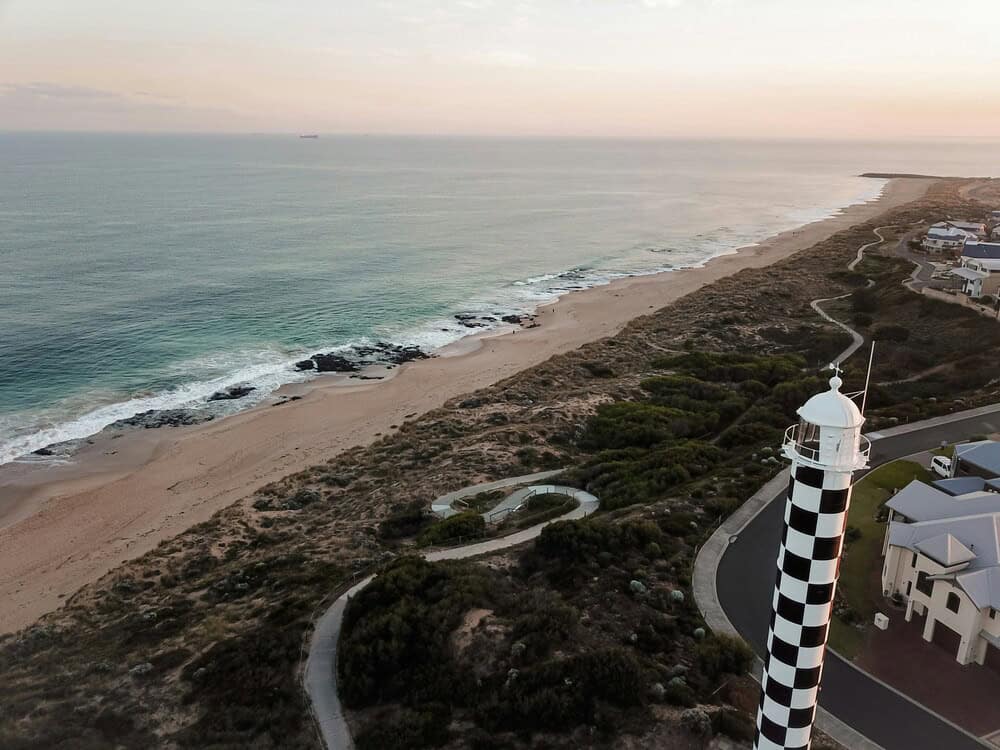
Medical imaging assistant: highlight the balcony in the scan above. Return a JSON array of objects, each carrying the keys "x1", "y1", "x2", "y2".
[{"x1": 783, "y1": 424, "x2": 871, "y2": 469}]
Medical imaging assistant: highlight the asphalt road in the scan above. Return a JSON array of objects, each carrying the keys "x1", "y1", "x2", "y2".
[{"x1": 718, "y1": 410, "x2": 1000, "y2": 750}]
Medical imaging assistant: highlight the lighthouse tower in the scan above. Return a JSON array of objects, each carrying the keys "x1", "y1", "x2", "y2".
[{"x1": 754, "y1": 372, "x2": 870, "y2": 750}]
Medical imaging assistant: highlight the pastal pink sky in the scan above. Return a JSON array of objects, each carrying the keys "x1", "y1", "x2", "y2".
[{"x1": 1, "y1": 0, "x2": 998, "y2": 137}]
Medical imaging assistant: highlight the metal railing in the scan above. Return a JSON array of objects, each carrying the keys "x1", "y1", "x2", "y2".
[{"x1": 783, "y1": 425, "x2": 872, "y2": 464}]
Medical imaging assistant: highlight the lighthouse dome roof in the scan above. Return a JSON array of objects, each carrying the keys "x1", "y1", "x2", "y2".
[{"x1": 796, "y1": 375, "x2": 864, "y2": 429}]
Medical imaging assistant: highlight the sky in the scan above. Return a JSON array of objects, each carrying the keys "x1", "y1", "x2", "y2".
[{"x1": 1, "y1": 0, "x2": 999, "y2": 137}]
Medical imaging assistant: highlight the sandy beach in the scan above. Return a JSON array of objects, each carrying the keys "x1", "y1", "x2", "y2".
[{"x1": 0, "y1": 177, "x2": 933, "y2": 634}]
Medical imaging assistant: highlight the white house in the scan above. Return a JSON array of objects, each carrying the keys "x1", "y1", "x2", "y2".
[
  {"x1": 954, "y1": 241, "x2": 1000, "y2": 298},
  {"x1": 952, "y1": 266, "x2": 989, "y2": 298},
  {"x1": 923, "y1": 223, "x2": 975, "y2": 254},
  {"x1": 881, "y1": 480, "x2": 1000, "y2": 670},
  {"x1": 947, "y1": 220, "x2": 987, "y2": 238}
]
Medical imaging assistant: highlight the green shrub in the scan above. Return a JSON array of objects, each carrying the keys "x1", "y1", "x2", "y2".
[
  {"x1": 355, "y1": 704, "x2": 452, "y2": 750},
  {"x1": 663, "y1": 680, "x2": 697, "y2": 706},
  {"x1": 480, "y1": 648, "x2": 646, "y2": 733},
  {"x1": 510, "y1": 591, "x2": 579, "y2": 659},
  {"x1": 713, "y1": 707, "x2": 755, "y2": 741},
  {"x1": 872, "y1": 324, "x2": 910, "y2": 342},
  {"x1": 581, "y1": 361, "x2": 615, "y2": 378},
  {"x1": 378, "y1": 501, "x2": 432, "y2": 540},
  {"x1": 338, "y1": 558, "x2": 494, "y2": 708},
  {"x1": 417, "y1": 511, "x2": 486, "y2": 546},
  {"x1": 696, "y1": 633, "x2": 753, "y2": 682},
  {"x1": 580, "y1": 402, "x2": 715, "y2": 451},
  {"x1": 533, "y1": 518, "x2": 664, "y2": 563},
  {"x1": 851, "y1": 287, "x2": 878, "y2": 312}
]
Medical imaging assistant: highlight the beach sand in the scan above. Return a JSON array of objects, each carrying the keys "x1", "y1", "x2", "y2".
[{"x1": 0, "y1": 177, "x2": 933, "y2": 634}]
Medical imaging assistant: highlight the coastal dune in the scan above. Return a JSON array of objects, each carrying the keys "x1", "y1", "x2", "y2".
[{"x1": 0, "y1": 177, "x2": 933, "y2": 634}]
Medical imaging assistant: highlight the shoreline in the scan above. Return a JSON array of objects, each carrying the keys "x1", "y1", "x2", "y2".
[{"x1": 0, "y1": 176, "x2": 933, "y2": 634}]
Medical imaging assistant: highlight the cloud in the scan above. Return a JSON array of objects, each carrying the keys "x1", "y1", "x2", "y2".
[
  {"x1": 0, "y1": 81, "x2": 261, "y2": 132},
  {"x1": 475, "y1": 49, "x2": 537, "y2": 68},
  {"x1": 2, "y1": 82, "x2": 122, "y2": 100}
]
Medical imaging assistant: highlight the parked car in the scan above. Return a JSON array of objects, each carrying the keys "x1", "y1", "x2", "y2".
[{"x1": 930, "y1": 454, "x2": 952, "y2": 478}]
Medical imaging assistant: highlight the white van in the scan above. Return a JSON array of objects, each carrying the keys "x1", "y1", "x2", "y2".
[{"x1": 930, "y1": 455, "x2": 952, "y2": 478}]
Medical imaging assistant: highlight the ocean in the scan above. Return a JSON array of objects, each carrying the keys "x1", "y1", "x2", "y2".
[{"x1": 1, "y1": 134, "x2": 997, "y2": 465}]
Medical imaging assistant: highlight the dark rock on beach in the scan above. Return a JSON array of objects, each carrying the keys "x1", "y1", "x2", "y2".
[
  {"x1": 311, "y1": 354, "x2": 360, "y2": 373},
  {"x1": 296, "y1": 341, "x2": 430, "y2": 374},
  {"x1": 32, "y1": 447, "x2": 55, "y2": 456},
  {"x1": 207, "y1": 384, "x2": 256, "y2": 402},
  {"x1": 111, "y1": 409, "x2": 215, "y2": 430}
]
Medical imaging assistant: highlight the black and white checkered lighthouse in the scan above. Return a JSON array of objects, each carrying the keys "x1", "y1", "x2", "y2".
[{"x1": 754, "y1": 373, "x2": 870, "y2": 750}]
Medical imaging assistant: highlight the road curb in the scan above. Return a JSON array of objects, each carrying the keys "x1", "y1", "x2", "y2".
[
  {"x1": 692, "y1": 470, "x2": 884, "y2": 750},
  {"x1": 696, "y1": 399, "x2": 1000, "y2": 749},
  {"x1": 867, "y1": 403, "x2": 1000, "y2": 441}
]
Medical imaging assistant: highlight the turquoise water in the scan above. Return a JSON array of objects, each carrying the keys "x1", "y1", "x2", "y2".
[{"x1": 1, "y1": 134, "x2": 997, "y2": 464}]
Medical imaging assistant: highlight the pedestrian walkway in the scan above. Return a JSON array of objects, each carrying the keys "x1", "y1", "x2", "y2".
[
  {"x1": 430, "y1": 469, "x2": 564, "y2": 518},
  {"x1": 304, "y1": 479, "x2": 599, "y2": 750}
]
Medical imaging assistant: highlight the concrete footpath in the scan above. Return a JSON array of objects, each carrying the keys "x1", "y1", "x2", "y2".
[{"x1": 303, "y1": 482, "x2": 599, "y2": 750}]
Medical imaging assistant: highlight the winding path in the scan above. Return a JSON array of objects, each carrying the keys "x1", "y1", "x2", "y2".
[
  {"x1": 694, "y1": 227, "x2": 999, "y2": 748},
  {"x1": 810, "y1": 225, "x2": 891, "y2": 364},
  {"x1": 303, "y1": 479, "x2": 599, "y2": 750}
]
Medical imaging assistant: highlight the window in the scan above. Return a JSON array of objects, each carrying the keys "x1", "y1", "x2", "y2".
[
  {"x1": 911, "y1": 552, "x2": 918, "y2": 568},
  {"x1": 991, "y1": 609, "x2": 997, "y2": 621},
  {"x1": 946, "y1": 592, "x2": 961, "y2": 614},
  {"x1": 906, "y1": 581, "x2": 912, "y2": 596},
  {"x1": 916, "y1": 571, "x2": 934, "y2": 597}
]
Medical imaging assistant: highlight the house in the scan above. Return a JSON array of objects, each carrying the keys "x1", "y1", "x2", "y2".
[
  {"x1": 923, "y1": 223, "x2": 975, "y2": 254},
  {"x1": 953, "y1": 440, "x2": 1000, "y2": 479},
  {"x1": 954, "y1": 241, "x2": 1000, "y2": 298},
  {"x1": 947, "y1": 220, "x2": 987, "y2": 238},
  {"x1": 881, "y1": 479, "x2": 1000, "y2": 670},
  {"x1": 951, "y1": 266, "x2": 989, "y2": 298}
]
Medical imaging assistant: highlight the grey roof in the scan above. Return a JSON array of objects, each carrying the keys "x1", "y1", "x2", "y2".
[
  {"x1": 955, "y1": 441, "x2": 1000, "y2": 475},
  {"x1": 915, "y1": 533, "x2": 977, "y2": 566},
  {"x1": 957, "y1": 567, "x2": 1000, "y2": 610},
  {"x1": 962, "y1": 241, "x2": 1000, "y2": 260},
  {"x1": 933, "y1": 476, "x2": 987, "y2": 495},
  {"x1": 886, "y1": 480, "x2": 952, "y2": 520},
  {"x1": 987, "y1": 478, "x2": 1000, "y2": 492},
  {"x1": 888, "y1": 510, "x2": 1000, "y2": 609},
  {"x1": 952, "y1": 267, "x2": 988, "y2": 281},
  {"x1": 886, "y1": 480, "x2": 1000, "y2": 522},
  {"x1": 948, "y1": 221, "x2": 986, "y2": 232}
]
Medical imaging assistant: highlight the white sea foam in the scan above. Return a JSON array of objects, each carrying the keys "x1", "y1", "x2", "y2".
[
  {"x1": 0, "y1": 353, "x2": 313, "y2": 466},
  {"x1": 0, "y1": 176, "x2": 893, "y2": 468}
]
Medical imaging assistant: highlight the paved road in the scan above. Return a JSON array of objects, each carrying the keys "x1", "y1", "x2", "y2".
[
  {"x1": 718, "y1": 408, "x2": 1000, "y2": 750},
  {"x1": 304, "y1": 484, "x2": 599, "y2": 750}
]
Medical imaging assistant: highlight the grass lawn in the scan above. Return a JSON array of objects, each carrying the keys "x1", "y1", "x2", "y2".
[{"x1": 829, "y1": 459, "x2": 931, "y2": 659}]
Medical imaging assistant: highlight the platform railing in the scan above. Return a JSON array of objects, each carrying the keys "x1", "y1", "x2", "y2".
[{"x1": 782, "y1": 424, "x2": 871, "y2": 466}]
